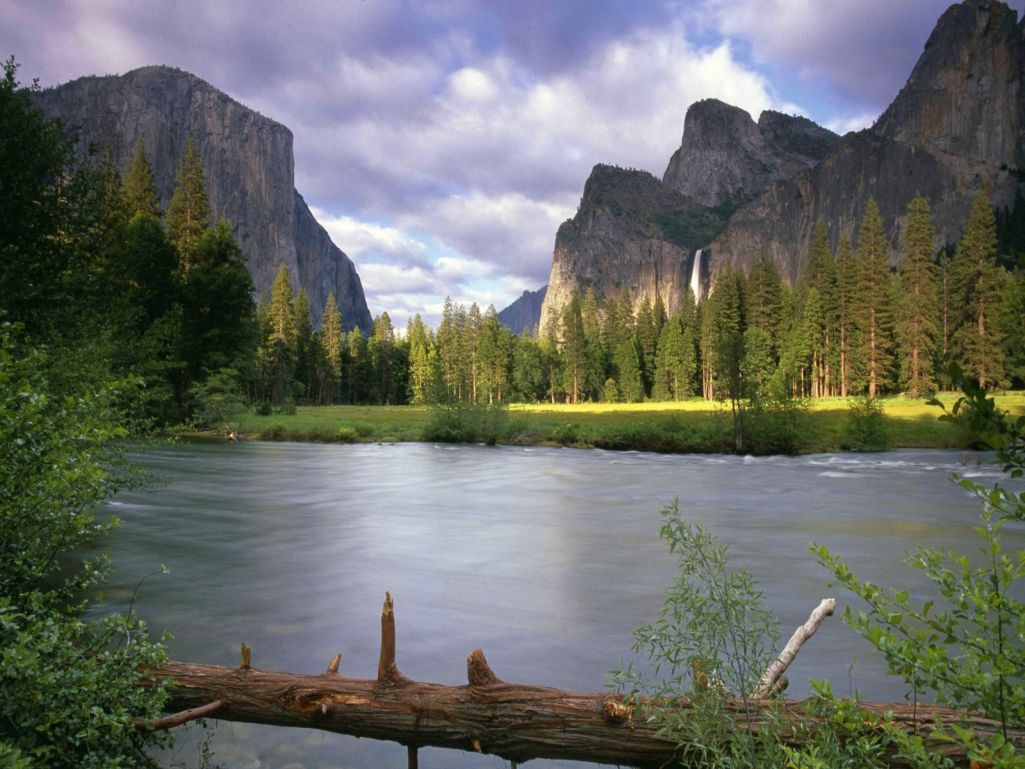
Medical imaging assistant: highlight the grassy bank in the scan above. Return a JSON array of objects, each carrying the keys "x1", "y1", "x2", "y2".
[{"x1": 204, "y1": 392, "x2": 1025, "y2": 454}]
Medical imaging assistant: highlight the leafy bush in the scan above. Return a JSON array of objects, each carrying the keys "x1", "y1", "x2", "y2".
[
  {"x1": 0, "y1": 325, "x2": 169, "y2": 766},
  {"x1": 842, "y1": 394, "x2": 890, "y2": 450},
  {"x1": 611, "y1": 500, "x2": 782, "y2": 769},
  {"x1": 422, "y1": 401, "x2": 509, "y2": 445},
  {"x1": 816, "y1": 367, "x2": 1025, "y2": 764}
]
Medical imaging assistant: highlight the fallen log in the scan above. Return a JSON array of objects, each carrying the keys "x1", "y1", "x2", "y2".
[{"x1": 145, "y1": 594, "x2": 1025, "y2": 767}]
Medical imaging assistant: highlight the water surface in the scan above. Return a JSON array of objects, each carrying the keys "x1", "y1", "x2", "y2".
[{"x1": 95, "y1": 443, "x2": 1021, "y2": 768}]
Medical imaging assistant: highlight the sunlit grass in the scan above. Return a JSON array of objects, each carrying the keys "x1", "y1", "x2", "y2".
[{"x1": 221, "y1": 392, "x2": 1025, "y2": 453}]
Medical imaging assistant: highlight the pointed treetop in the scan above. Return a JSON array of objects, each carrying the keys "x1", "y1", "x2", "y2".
[
  {"x1": 123, "y1": 139, "x2": 160, "y2": 217},
  {"x1": 165, "y1": 137, "x2": 211, "y2": 263}
]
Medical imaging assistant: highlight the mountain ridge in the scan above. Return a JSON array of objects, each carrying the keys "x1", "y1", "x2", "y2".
[{"x1": 33, "y1": 65, "x2": 373, "y2": 331}]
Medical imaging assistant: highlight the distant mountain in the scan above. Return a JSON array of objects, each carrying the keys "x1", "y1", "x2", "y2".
[
  {"x1": 34, "y1": 65, "x2": 373, "y2": 331},
  {"x1": 540, "y1": 0, "x2": 1025, "y2": 323},
  {"x1": 709, "y1": 0, "x2": 1025, "y2": 281},
  {"x1": 539, "y1": 165, "x2": 725, "y2": 331},
  {"x1": 498, "y1": 286, "x2": 547, "y2": 333}
]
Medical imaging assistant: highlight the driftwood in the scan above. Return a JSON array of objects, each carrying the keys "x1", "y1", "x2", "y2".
[
  {"x1": 753, "y1": 597, "x2": 836, "y2": 699},
  {"x1": 144, "y1": 593, "x2": 1025, "y2": 768}
]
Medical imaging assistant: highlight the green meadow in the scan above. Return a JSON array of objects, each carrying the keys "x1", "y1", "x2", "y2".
[{"x1": 220, "y1": 392, "x2": 1025, "y2": 454}]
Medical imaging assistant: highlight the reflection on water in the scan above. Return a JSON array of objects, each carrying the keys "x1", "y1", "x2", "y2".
[{"x1": 94, "y1": 443, "x2": 1024, "y2": 769}]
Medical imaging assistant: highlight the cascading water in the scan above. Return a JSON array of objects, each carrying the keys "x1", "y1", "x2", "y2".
[{"x1": 689, "y1": 248, "x2": 703, "y2": 299}]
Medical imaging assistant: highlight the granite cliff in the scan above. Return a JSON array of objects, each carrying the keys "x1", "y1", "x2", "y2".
[
  {"x1": 709, "y1": 0, "x2": 1025, "y2": 281},
  {"x1": 662, "y1": 99, "x2": 839, "y2": 208},
  {"x1": 498, "y1": 286, "x2": 547, "y2": 333},
  {"x1": 538, "y1": 165, "x2": 726, "y2": 331},
  {"x1": 541, "y1": 0, "x2": 1025, "y2": 323},
  {"x1": 34, "y1": 65, "x2": 372, "y2": 331}
]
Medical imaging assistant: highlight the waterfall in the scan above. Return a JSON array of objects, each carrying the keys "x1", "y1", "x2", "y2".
[{"x1": 689, "y1": 248, "x2": 703, "y2": 300}]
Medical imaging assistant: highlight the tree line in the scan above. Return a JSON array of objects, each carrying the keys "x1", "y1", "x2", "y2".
[
  {"x1": 0, "y1": 61, "x2": 256, "y2": 425},
  {"x1": 265, "y1": 192, "x2": 1022, "y2": 410}
]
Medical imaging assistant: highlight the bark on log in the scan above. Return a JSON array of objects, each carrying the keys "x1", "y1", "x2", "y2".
[
  {"x1": 141, "y1": 594, "x2": 1024, "y2": 767},
  {"x1": 149, "y1": 660, "x2": 1025, "y2": 767}
]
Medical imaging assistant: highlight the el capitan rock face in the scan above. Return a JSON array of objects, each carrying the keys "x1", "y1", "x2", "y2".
[
  {"x1": 542, "y1": 0, "x2": 1025, "y2": 321},
  {"x1": 34, "y1": 65, "x2": 372, "y2": 331}
]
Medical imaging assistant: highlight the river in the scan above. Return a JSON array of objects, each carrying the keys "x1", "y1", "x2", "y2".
[{"x1": 93, "y1": 442, "x2": 1022, "y2": 768}]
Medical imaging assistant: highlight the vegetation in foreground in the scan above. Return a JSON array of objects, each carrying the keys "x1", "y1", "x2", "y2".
[
  {"x1": 614, "y1": 370, "x2": 1025, "y2": 768},
  {"x1": 206, "y1": 392, "x2": 1025, "y2": 455}
]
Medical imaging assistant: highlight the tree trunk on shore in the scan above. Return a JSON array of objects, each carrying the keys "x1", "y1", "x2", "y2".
[{"x1": 142, "y1": 594, "x2": 1025, "y2": 767}]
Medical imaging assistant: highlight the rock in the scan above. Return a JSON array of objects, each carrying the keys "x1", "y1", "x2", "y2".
[
  {"x1": 34, "y1": 65, "x2": 372, "y2": 331},
  {"x1": 662, "y1": 99, "x2": 838, "y2": 208},
  {"x1": 538, "y1": 165, "x2": 728, "y2": 331},
  {"x1": 498, "y1": 286, "x2": 548, "y2": 334},
  {"x1": 710, "y1": 0, "x2": 1025, "y2": 281}
]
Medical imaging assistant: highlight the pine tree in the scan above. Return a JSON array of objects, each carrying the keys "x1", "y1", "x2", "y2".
[
  {"x1": 165, "y1": 137, "x2": 211, "y2": 268},
  {"x1": 561, "y1": 296, "x2": 587, "y2": 403},
  {"x1": 746, "y1": 254, "x2": 783, "y2": 342},
  {"x1": 852, "y1": 198, "x2": 895, "y2": 397},
  {"x1": 406, "y1": 313, "x2": 435, "y2": 404},
  {"x1": 293, "y1": 289, "x2": 313, "y2": 402},
  {"x1": 951, "y1": 191, "x2": 1007, "y2": 389},
  {"x1": 802, "y1": 218, "x2": 838, "y2": 395},
  {"x1": 345, "y1": 327, "x2": 369, "y2": 404},
  {"x1": 654, "y1": 316, "x2": 696, "y2": 401},
  {"x1": 321, "y1": 293, "x2": 343, "y2": 403},
  {"x1": 635, "y1": 296, "x2": 658, "y2": 395},
  {"x1": 835, "y1": 234, "x2": 857, "y2": 397},
  {"x1": 741, "y1": 327, "x2": 774, "y2": 400},
  {"x1": 180, "y1": 220, "x2": 255, "y2": 388},
  {"x1": 265, "y1": 265, "x2": 297, "y2": 404},
  {"x1": 368, "y1": 312, "x2": 395, "y2": 404},
  {"x1": 800, "y1": 287, "x2": 826, "y2": 397},
  {"x1": 896, "y1": 196, "x2": 939, "y2": 398},
  {"x1": 612, "y1": 338, "x2": 643, "y2": 402},
  {"x1": 581, "y1": 288, "x2": 607, "y2": 400},
  {"x1": 122, "y1": 139, "x2": 160, "y2": 217}
]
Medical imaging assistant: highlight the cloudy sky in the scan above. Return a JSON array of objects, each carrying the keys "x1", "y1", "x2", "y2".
[{"x1": 5, "y1": 0, "x2": 1022, "y2": 327}]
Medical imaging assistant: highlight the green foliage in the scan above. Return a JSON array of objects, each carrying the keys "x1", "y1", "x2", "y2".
[
  {"x1": 122, "y1": 140, "x2": 160, "y2": 217},
  {"x1": 816, "y1": 368, "x2": 1025, "y2": 762},
  {"x1": 164, "y1": 137, "x2": 211, "y2": 262},
  {"x1": 743, "y1": 390, "x2": 810, "y2": 455},
  {"x1": 612, "y1": 500, "x2": 781, "y2": 769},
  {"x1": 0, "y1": 325, "x2": 169, "y2": 766},
  {"x1": 187, "y1": 367, "x2": 247, "y2": 434},
  {"x1": 422, "y1": 400, "x2": 509, "y2": 445},
  {"x1": 842, "y1": 394, "x2": 890, "y2": 451}
]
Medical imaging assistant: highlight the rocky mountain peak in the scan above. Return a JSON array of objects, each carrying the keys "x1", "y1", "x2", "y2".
[
  {"x1": 661, "y1": 98, "x2": 839, "y2": 209},
  {"x1": 34, "y1": 66, "x2": 371, "y2": 331},
  {"x1": 874, "y1": 0, "x2": 1023, "y2": 165}
]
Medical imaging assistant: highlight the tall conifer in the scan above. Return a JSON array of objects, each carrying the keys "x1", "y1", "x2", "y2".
[
  {"x1": 852, "y1": 198, "x2": 895, "y2": 397},
  {"x1": 123, "y1": 139, "x2": 160, "y2": 217},
  {"x1": 951, "y1": 191, "x2": 1006, "y2": 388},
  {"x1": 165, "y1": 138, "x2": 211, "y2": 267},
  {"x1": 896, "y1": 196, "x2": 939, "y2": 398}
]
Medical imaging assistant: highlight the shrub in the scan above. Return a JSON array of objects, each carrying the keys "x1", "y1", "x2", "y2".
[
  {"x1": 0, "y1": 325, "x2": 169, "y2": 766},
  {"x1": 842, "y1": 394, "x2": 890, "y2": 450}
]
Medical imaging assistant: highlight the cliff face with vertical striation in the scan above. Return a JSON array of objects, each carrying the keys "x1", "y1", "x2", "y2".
[
  {"x1": 538, "y1": 165, "x2": 728, "y2": 332},
  {"x1": 540, "y1": 0, "x2": 1025, "y2": 324},
  {"x1": 34, "y1": 65, "x2": 372, "y2": 331},
  {"x1": 662, "y1": 99, "x2": 839, "y2": 208},
  {"x1": 709, "y1": 0, "x2": 1025, "y2": 280},
  {"x1": 497, "y1": 286, "x2": 548, "y2": 333}
]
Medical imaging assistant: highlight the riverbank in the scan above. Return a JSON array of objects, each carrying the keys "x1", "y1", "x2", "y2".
[{"x1": 189, "y1": 393, "x2": 1025, "y2": 454}]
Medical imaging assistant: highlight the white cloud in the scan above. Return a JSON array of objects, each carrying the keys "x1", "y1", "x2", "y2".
[
  {"x1": 310, "y1": 208, "x2": 430, "y2": 267},
  {"x1": 824, "y1": 112, "x2": 876, "y2": 137}
]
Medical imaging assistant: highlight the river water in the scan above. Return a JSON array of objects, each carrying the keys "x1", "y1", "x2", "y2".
[{"x1": 93, "y1": 442, "x2": 1022, "y2": 769}]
